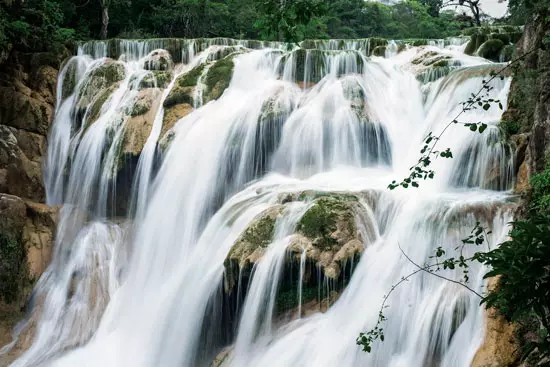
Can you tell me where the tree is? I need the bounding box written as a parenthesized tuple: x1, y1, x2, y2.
(99, 0, 130, 39)
(419, 0, 444, 16)
(442, 0, 482, 26)
(253, 0, 328, 42)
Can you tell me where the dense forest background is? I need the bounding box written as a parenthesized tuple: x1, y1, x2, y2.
(0, 0, 521, 57)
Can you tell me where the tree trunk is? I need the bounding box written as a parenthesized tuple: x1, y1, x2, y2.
(471, 2, 481, 26)
(100, 4, 109, 40)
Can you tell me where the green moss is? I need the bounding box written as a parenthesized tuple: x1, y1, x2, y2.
(297, 198, 345, 249)
(499, 118, 521, 138)
(404, 39, 428, 47)
(372, 46, 386, 57)
(177, 64, 205, 88)
(129, 102, 150, 117)
(464, 33, 488, 55)
(369, 37, 387, 51)
(90, 61, 126, 85)
(62, 61, 78, 100)
(490, 33, 511, 45)
(276, 285, 318, 312)
(88, 85, 117, 123)
(432, 59, 449, 67)
(500, 44, 515, 62)
(240, 215, 275, 247)
(138, 70, 173, 89)
(205, 56, 235, 101)
(478, 39, 505, 61)
(163, 85, 194, 108)
(0, 233, 26, 304)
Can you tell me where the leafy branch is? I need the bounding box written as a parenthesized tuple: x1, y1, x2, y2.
(356, 223, 489, 352)
(388, 48, 536, 190)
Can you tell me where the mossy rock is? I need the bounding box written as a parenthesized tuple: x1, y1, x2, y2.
(279, 49, 327, 83)
(0, 233, 27, 304)
(226, 206, 283, 267)
(137, 70, 173, 90)
(88, 61, 126, 86)
(204, 55, 236, 102)
(177, 64, 206, 87)
(86, 84, 119, 124)
(464, 33, 488, 55)
(372, 46, 386, 57)
(490, 33, 511, 45)
(369, 37, 387, 52)
(61, 58, 79, 100)
(76, 60, 126, 115)
(405, 39, 429, 47)
(500, 44, 515, 62)
(163, 85, 194, 108)
(143, 49, 173, 71)
(128, 101, 150, 117)
(296, 196, 357, 250)
(478, 39, 504, 61)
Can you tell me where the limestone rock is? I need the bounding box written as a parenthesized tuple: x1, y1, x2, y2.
(0, 125, 46, 202)
(122, 88, 163, 155)
(143, 49, 173, 71)
(22, 201, 59, 278)
(472, 279, 520, 367)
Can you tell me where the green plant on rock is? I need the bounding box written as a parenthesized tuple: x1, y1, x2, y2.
(477, 39, 505, 61)
(296, 197, 349, 249)
(205, 56, 235, 101)
(0, 233, 26, 304)
(240, 215, 276, 248)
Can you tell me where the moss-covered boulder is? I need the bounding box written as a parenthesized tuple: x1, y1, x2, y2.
(490, 33, 511, 45)
(278, 49, 326, 84)
(143, 49, 173, 71)
(372, 46, 386, 57)
(369, 37, 387, 54)
(499, 44, 515, 62)
(121, 88, 163, 155)
(163, 64, 204, 108)
(136, 70, 173, 90)
(465, 33, 489, 55)
(76, 60, 126, 124)
(204, 55, 236, 102)
(477, 39, 505, 61)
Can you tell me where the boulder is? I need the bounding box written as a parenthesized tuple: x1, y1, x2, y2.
(121, 88, 163, 155)
(143, 49, 173, 71)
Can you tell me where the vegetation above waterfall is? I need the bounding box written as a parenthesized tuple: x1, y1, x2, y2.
(0, 0, 519, 64)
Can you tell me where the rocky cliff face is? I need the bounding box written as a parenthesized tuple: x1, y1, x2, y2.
(0, 50, 65, 359)
(472, 14, 550, 367)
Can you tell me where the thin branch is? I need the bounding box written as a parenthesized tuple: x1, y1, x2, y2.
(397, 242, 484, 298)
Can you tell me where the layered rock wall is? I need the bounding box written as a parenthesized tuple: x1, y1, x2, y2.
(0, 50, 65, 352)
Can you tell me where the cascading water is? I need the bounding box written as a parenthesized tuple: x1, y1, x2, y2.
(2, 37, 517, 367)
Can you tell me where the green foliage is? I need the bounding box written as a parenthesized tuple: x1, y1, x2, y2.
(529, 164, 550, 211)
(477, 39, 505, 60)
(0, 0, 75, 58)
(253, 0, 329, 43)
(499, 117, 521, 137)
(478, 214, 550, 361)
(0, 233, 25, 304)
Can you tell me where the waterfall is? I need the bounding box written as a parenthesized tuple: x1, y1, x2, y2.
(2, 37, 516, 367)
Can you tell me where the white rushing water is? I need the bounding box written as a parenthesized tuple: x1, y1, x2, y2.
(2, 37, 516, 367)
